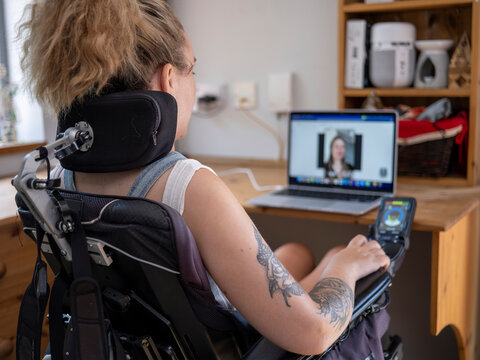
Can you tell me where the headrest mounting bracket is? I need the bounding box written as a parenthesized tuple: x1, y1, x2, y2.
(75, 121, 94, 152)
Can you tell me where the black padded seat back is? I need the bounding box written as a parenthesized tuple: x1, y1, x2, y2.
(16, 189, 238, 333)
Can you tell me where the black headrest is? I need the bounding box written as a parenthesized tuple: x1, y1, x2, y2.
(57, 90, 177, 173)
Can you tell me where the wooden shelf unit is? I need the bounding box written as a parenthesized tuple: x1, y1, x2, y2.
(343, 88, 471, 98)
(343, 0, 474, 13)
(338, 0, 480, 186)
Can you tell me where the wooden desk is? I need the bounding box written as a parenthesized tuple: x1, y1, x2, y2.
(1, 162, 479, 360)
(206, 159, 480, 360)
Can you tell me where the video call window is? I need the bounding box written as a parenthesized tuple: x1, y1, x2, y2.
(288, 113, 396, 191)
(317, 129, 362, 180)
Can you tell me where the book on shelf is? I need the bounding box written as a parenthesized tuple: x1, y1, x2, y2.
(344, 19, 368, 89)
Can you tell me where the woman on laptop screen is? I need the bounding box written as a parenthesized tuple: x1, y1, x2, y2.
(325, 136, 354, 179)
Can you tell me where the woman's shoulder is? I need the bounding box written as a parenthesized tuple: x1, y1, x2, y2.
(182, 160, 236, 213)
(155, 155, 220, 215)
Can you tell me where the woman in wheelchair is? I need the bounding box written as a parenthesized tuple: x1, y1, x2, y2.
(20, 0, 389, 356)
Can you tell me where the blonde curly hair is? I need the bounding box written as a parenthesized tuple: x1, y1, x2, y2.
(19, 0, 187, 114)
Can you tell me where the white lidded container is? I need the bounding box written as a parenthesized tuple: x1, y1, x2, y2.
(369, 22, 416, 88)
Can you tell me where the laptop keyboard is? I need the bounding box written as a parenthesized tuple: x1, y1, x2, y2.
(275, 189, 381, 202)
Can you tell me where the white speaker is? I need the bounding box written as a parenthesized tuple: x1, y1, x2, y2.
(369, 22, 416, 88)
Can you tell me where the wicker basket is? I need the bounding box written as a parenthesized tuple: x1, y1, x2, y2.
(398, 137, 455, 177)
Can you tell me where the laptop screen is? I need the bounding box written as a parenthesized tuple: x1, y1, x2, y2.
(288, 111, 397, 193)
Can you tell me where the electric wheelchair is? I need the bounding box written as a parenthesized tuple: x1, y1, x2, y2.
(12, 91, 403, 360)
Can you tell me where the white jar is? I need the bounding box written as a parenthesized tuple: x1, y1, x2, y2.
(414, 40, 454, 88)
(369, 22, 416, 88)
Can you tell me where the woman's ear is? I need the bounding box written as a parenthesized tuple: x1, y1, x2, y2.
(151, 64, 175, 93)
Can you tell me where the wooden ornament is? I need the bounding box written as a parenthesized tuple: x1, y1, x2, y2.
(449, 32, 471, 89)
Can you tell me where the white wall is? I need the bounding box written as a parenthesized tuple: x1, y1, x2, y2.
(4, 0, 44, 143)
(171, 0, 339, 160)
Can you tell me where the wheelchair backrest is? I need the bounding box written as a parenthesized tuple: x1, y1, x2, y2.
(16, 188, 248, 360)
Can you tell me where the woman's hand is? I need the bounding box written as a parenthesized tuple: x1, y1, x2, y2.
(323, 235, 390, 283)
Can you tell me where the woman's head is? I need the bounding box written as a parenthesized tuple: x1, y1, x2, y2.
(329, 136, 346, 162)
(150, 34, 196, 139)
(20, 0, 194, 137)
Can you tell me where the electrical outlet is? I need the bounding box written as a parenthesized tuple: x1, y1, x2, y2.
(233, 82, 256, 109)
(268, 72, 293, 113)
(193, 83, 227, 114)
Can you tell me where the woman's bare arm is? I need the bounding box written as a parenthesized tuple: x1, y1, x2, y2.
(182, 169, 389, 355)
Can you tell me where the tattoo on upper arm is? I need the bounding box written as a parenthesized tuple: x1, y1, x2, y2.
(309, 278, 353, 330)
(254, 225, 306, 307)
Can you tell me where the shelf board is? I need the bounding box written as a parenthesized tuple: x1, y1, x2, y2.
(343, 88, 471, 98)
(398, 175, 468, 187)
(344, 0, 473, 13)
(0, 142, 45, 156)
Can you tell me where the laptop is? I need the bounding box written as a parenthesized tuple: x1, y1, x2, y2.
(247, 110, 398, 215)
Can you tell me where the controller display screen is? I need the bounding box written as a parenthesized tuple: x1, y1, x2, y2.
(378, 200, 411, 232)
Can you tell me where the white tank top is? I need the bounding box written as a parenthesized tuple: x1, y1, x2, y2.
(162, 159, 215, 215)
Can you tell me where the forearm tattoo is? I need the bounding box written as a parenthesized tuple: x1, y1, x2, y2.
(309, 278, 353, 330)
(254, 225, 306, 307)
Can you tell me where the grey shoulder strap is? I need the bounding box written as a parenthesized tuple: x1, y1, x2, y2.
(128, 151, 186, 198)
(62, 152, 185, 197)
(63, 169, 76, 191)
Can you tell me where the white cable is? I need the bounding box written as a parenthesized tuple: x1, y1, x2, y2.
(239, 103, 285, 162)
(32, 225, 180, 274)
(81, 199, 120, 225)
(217, 167, 283, 192)
(88, 236, 180, 275)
